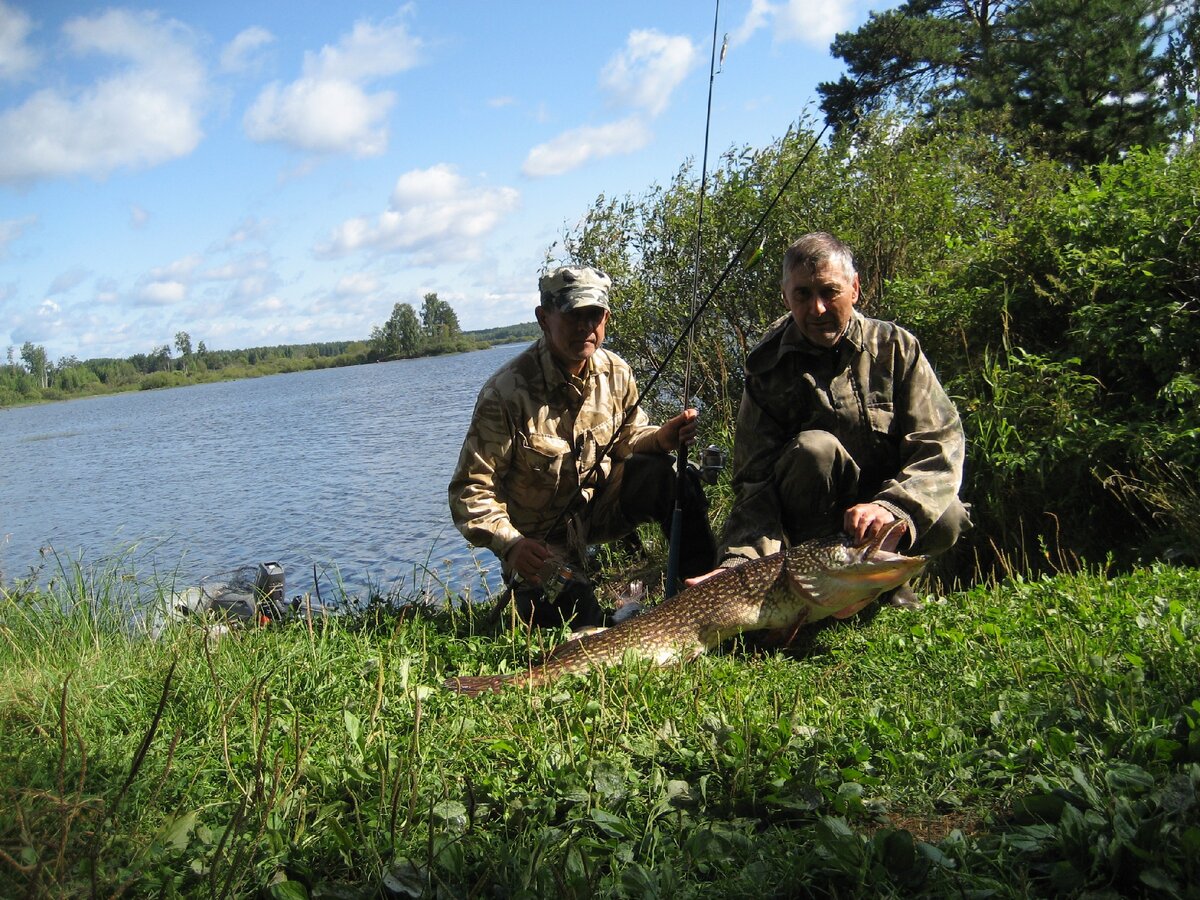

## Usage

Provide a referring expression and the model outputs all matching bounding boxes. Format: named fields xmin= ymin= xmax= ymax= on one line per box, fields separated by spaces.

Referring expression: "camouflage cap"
xmin=538 ymin=266 xmax=612 ymax=311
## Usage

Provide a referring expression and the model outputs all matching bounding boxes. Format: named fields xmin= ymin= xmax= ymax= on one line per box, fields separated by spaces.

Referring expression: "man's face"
xmin=537 ymin=304 xmax=608 ymax=374
xmin=783 ymin=259 xmax=859 ymax=348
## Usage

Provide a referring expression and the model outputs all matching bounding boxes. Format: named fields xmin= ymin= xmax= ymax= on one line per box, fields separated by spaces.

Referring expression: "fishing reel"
xmin=535 ymin=557 xmax=591 ymax=604
xmin=697 ymin=444 xmax=726 ymax=485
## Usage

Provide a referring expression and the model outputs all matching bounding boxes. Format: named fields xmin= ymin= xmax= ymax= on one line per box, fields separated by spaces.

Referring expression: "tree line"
xmin=1 ymin=291 xmax=538 ymax=407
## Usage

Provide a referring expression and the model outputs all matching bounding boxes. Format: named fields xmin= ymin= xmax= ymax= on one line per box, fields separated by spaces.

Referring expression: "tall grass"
xmin=2 ymin=558 xmax=1198 ymax=897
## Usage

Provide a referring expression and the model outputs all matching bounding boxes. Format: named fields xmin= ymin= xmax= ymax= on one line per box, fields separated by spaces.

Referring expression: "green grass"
xmin=1 ymin=563 xmax=1198 ymax=898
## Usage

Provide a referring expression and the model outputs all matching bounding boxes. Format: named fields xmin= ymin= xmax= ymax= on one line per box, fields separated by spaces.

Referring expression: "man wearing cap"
xmin=449 ymin=265 xmax=717 ymax=628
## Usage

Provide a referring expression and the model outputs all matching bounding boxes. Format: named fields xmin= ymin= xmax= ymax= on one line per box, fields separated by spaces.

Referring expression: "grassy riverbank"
xmin=2 ymin=564 xmax=1198 ymax=898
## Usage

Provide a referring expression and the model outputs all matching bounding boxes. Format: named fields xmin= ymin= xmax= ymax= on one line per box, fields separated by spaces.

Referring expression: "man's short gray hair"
xmin=781 ymin=232 xmax=857 ymax=286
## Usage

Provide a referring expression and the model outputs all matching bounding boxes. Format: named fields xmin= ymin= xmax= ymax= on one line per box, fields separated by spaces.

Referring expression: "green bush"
xmin=139 ymin=371 xmax=186 ymax=391
xmin=942 ymin=146 xmax=1200 ymax=567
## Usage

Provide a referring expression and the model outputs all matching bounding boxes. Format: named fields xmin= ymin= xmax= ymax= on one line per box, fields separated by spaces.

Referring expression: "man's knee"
xmin=616 ymin=453 xmax=716 ymax=578
xmin=914 ymin=500 xmax=972 ymax=558
xmin=618 ymin=453 xmax=680 ymax=524
xmin=778 ymin=430 xmax=848 ymax=479
xmin=775 ymin=430 xmax=860 ymax=538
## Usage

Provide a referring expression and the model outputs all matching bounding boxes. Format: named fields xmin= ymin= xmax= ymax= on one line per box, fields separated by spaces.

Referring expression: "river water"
xmin=0 ymin=342 xmax=526 ymax=605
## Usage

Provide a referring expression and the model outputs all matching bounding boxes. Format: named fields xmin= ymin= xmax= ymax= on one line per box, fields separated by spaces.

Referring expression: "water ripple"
xmin=0 ymin=344 xmax=527 ymax=602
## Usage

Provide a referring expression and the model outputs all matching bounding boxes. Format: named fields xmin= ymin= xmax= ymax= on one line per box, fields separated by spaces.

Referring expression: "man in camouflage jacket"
xmin=449 ymin=266 xmax=716 ymax=627
xmin=716 ymin=233 xmax=970 ymax=602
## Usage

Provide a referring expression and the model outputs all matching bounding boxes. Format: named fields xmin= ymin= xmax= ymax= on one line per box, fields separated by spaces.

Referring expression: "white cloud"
xmin=191 ymin=251 xmax=278 ymax=302
xmin=0 ymin=215 xmax=36 ymax=258
xmin=0 ymin=1 xmax=37 ymax=80
xmin=336 ymin=273 xmax=380 ymax=296
xmin=243 ymin=11 xmax=421 ymax=157
xmin=600 ymin=30 xmax=697 ymax=117
xmin=252 ymin=295 xmax=286 ymax=313
xmin=245 ymin=78 xmax=394 ymax=156
xmin=212 ymin=217 xmax=269 ymax=251
xmin=130 ymin=204 xmax=150 ymax=229
xmin=8 ymin=297 xmax=66 ymax=345
xmin=730 ymin=0 xmax=854 ymax=48
xmin=307 ymin=15 xmax=422 ymax=82
xmin=138 ymin=280 xmax=187 ymax=306
xmin=124 ymin=248 xmax=281 ymax=317
xmin=199 ymin=252 xmax=270 ymax=282
xmin=315 ymin=164 xmax=520 ymax=263
xmin=522 ymin=117 xmax=653 ymax=178
xmin=95 ymin=277 xmax=120 ymax=305
xmin=775 ymin=0 xmax=854 ymax=45
xmin=221 ymin=26 xmax=274 ymax=73
xmin=0 ymin=9 xmax=206 ymax=184
xmin=729 ymin=0 xmax=774 ymax=46
xmin=150 ymin=254 xmax=203 ymax=281
xmin=520 ymin=30 xmax=691 ymax=181
xmin=233 ymin=274 xmax=275 ymax=300
xmin=47 ymin=266 xmax=89 ymax=296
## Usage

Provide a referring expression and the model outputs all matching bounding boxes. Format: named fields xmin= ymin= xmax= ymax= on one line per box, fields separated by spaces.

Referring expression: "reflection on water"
xmin=0 ymin=343 xmax=527 ymax=603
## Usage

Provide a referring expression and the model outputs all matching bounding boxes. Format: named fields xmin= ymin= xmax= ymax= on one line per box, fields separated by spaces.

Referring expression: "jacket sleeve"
xmin=871 ymin=350 xmax=965 ymax=544
xmin=611 ymin=365 xmax=662 ymax=458
xmin=447 ymin=386 xmax=524 ymax=561
xmin=621 ymin=410 xmax=662 ymax=457
xmin=717 ymin=380 xmax=791 ymax=565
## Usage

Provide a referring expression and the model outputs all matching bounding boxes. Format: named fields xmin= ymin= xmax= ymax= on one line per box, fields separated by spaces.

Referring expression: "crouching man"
xmin=449 ymin=265 xmax=716 ymax=628
xmin=704 ymin=233 xmax=970 ymax=610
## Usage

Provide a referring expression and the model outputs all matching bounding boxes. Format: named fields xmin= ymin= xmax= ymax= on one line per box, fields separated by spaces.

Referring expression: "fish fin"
xmin=787 ymin=571 xmax=822 ymax=603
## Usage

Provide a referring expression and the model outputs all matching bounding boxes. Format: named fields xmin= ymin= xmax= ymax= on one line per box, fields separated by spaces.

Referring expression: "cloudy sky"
xmin=0 ymin=0 xmax=887 ymax=363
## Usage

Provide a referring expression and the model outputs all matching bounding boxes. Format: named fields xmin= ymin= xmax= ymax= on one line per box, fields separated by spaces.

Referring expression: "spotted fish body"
xmin=444 ymin=524 xmax=925 ymax=696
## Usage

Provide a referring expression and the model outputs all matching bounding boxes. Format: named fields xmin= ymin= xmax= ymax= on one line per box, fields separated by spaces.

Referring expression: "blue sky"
xmin=1 ymin=0 xmax=889 ymax=363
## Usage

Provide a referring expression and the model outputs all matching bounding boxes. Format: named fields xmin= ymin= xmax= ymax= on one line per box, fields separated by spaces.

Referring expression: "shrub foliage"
xmin=562 ymin=114 xmax=1198 ymax=575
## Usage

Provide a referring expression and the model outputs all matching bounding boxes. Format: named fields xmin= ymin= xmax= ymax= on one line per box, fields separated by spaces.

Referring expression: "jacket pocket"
xmin=516 ymin=432 xmax=571 ymax=478
xmin=866 ymin=402 xmax=894 ymax=436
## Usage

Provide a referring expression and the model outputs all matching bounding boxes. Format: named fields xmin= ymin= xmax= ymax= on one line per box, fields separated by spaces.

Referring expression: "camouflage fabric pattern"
xmin=720 ymin=311 xmax=966 ymax=564
xmin=537 ymin=265 xmax=612 ymax=311
xmin=449 ymin=338 xmax=660 ymax=568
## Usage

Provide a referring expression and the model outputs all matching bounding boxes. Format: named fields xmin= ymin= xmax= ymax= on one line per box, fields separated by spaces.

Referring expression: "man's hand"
xmin=655 ymin=407 xmax=700 ymax=453
xmin=507 ymin=538 xmax=552 ymax=583
xmin=843 ymin=503 xmax=907 ymax=550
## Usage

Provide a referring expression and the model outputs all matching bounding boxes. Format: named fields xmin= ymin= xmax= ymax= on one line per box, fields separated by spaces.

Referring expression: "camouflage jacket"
xmin=721 ymin=311 xmax=965 ymax=564
xmin=448 ymin=338 xmax=662 ymax=563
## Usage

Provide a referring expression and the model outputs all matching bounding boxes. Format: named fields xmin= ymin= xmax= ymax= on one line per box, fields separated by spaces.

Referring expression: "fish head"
xmin=784 ymin=521 xmax=926 ymax=619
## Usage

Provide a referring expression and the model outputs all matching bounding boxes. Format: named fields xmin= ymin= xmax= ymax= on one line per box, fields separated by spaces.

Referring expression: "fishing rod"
xmin=509 ymin=102 xmax=830 ymax=614
xmin=523 ymin=83 xmax=836 ymax=604
xmin=665 ymin=1 xmax=724 ymax=599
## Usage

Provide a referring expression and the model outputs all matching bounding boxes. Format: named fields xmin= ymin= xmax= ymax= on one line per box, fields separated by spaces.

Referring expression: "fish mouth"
xmin=852 ymin=559 xmax=926 ymax=584
xmin=860 ymin=520 xmax=906 ymax=556
xmin=844 ymin=520 xmax=927 ymax=580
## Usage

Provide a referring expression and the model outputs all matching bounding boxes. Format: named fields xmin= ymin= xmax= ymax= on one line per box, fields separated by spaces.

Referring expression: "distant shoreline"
xmin=1 ymin=329 xmax=538 ymax=411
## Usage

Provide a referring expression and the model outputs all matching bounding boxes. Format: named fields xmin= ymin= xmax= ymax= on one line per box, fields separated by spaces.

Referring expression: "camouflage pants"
xmin=513 ymin=452 xmax=717 ymax=628
xmin=774 ymin=430 xmax=970 ymax=556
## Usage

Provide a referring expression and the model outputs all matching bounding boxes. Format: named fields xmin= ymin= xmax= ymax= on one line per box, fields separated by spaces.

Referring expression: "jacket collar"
xmin=746 ymin=311 xmax=867 ymax=376
xmin=535 ymin=336 xmax=601 ymax=391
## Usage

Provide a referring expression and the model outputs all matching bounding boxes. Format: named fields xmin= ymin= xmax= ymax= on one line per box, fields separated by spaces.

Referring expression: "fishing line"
xmin=666 ymin=1 xmax=724 ymax=597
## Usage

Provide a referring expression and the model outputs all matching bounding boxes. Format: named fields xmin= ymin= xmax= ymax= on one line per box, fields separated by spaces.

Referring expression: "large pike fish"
xmin=444 ymin=522 xmax=924 ymax=696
